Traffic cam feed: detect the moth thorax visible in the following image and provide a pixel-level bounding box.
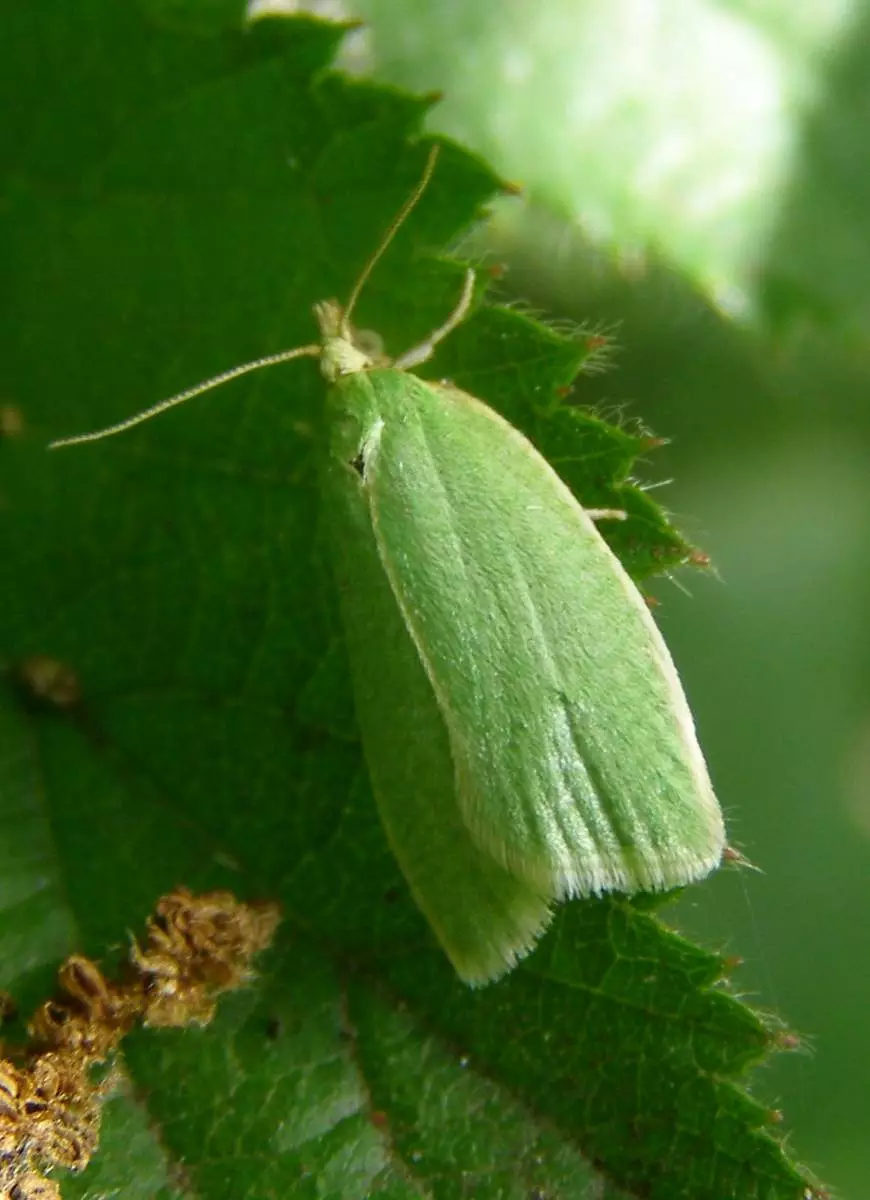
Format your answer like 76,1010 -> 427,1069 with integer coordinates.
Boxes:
319,335 -> 374,381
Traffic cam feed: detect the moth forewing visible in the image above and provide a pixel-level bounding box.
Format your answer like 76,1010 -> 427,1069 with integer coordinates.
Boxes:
352,373 -> 724,900
322,368 -> 552,983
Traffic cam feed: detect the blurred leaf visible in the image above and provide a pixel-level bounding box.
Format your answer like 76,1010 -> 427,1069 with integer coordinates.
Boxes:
0,5 -> 825,1198
312,0 -> 869,327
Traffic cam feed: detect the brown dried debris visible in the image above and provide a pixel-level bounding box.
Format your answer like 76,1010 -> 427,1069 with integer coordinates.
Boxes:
132,887 -> 281,1028
0,887 -> 280,1200
14,658 -> 81,711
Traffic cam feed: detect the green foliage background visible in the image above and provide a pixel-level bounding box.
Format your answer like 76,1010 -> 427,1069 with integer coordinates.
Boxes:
1,1 -> 863,1197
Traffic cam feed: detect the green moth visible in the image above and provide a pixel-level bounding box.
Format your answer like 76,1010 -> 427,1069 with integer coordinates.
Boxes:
51,146 -> 725,984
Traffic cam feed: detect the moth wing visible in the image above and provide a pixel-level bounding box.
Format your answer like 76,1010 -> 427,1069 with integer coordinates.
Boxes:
364,374 -> 725,899
322,380 -> 552,984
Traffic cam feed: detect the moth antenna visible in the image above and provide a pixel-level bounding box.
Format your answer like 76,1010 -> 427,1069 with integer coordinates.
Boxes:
392,267 -> 476,370
49,344 -> 320,449
52,144 -> 441,450
341,143 -> 441,337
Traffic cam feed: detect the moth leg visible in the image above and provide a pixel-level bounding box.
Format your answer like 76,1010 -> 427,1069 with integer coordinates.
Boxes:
585,508 -> 627,522
394,268 -> 476,369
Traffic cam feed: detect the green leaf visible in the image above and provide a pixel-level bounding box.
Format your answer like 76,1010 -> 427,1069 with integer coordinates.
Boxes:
0,6 -> 825,1198
62,1079 -> 186,1200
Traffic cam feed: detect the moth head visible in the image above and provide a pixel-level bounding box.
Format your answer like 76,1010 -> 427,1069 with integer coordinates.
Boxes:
314,300 -> 388,381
